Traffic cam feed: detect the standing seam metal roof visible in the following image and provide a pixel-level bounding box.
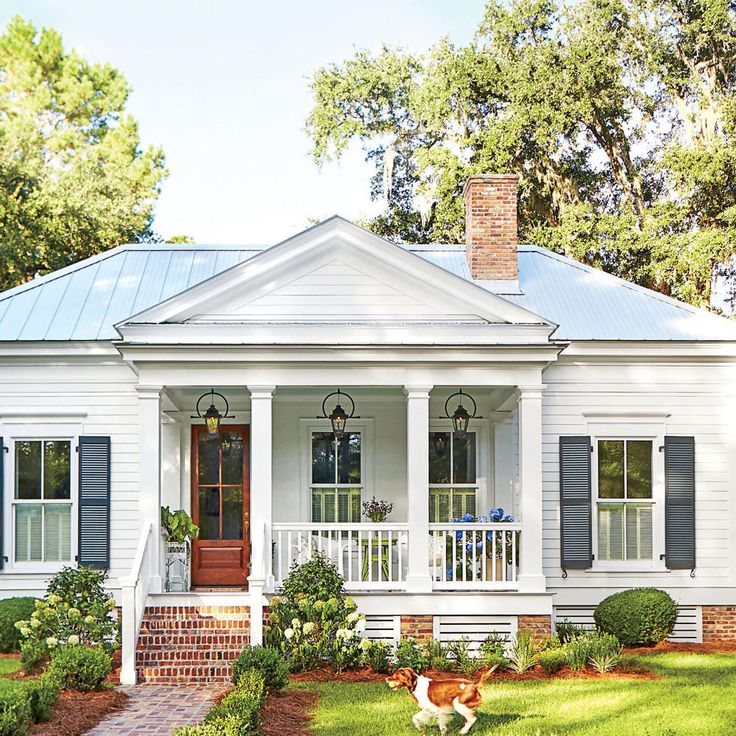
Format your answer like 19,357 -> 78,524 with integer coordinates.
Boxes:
0,240 -> 734,341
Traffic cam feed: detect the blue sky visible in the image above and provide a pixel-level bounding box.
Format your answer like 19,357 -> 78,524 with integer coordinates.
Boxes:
6,1 -> 480,244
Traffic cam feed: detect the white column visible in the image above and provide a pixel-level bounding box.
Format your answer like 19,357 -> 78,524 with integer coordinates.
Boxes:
247,385 -> 275,646
137,385 -> 163,593
404,385 -> 433,593
517,385 -> 546,593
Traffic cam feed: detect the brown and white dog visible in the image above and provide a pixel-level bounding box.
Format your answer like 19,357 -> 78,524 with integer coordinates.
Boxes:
385,666 -> 494,734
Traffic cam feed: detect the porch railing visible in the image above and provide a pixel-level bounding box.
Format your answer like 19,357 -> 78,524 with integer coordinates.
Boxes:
428,522 -> 521,590
271,523 -> 409,590
120,521 -> 156,685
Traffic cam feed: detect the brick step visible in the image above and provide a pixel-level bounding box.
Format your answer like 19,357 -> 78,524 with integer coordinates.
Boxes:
137,636 -> 249,648
140,619 -> 249,629
137,667 -> 232,683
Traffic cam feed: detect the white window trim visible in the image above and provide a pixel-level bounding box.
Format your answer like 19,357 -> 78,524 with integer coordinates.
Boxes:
587,419 -> 667,572
299,419 -> 374,523
2,422 -> 80,575
429,420 -> 490,520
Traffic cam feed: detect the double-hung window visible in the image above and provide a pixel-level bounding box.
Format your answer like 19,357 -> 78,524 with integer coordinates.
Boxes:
428,431 -> 477,522
310,432 -> 362,523
13,439 -> 73,564
596,439 -> 653,562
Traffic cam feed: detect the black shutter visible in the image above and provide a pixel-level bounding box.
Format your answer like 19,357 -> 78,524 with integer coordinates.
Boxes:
0,438 -> 4,570
559,436 -> 593,570
78,436 -> 111,569
664,436 -> 695,570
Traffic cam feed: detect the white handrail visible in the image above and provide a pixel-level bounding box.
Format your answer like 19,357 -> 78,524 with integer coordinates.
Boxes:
120,521 -> 155,685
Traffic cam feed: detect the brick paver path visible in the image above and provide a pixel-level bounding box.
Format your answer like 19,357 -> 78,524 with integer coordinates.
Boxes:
85,684 -> 227,735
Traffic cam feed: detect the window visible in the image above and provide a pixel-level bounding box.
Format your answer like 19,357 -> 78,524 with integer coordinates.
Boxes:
596,439 -> 653,562
310,432 -> 362,523
13,440 -> 72,564
429,431 -> 477,522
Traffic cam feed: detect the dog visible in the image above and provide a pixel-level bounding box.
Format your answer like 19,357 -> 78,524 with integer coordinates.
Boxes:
385,666 -> 494,734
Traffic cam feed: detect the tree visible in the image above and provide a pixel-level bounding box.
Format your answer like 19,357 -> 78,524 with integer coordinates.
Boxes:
307,0 -> 736,308
0,16 -> 167,290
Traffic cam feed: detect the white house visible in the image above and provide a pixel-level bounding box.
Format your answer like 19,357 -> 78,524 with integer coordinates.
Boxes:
0,174 -> 734,684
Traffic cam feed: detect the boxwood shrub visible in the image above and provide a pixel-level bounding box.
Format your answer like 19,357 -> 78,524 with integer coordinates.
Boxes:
0,680 -> 34,736
594,588 -> 678,647
231,645 -> 289,693
48,645 -> 112,691
0,599 -> 37,653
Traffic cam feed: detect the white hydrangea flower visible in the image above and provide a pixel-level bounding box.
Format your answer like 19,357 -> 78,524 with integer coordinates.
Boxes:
284,628 -> 294,640
355,618 -> 366,633
291,618 -> 301,628
359,637 -> 372,651
346,612 -> 360,623
67,635 -> 80,646
303,622 -> 316,635
45,637 -> 58,648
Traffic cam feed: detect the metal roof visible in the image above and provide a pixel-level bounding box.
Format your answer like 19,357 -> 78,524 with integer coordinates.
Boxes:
0,238 -> 734,342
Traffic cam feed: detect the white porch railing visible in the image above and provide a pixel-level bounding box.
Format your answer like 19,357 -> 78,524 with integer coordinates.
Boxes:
120,521 -> 157,685
272,523 -> 409,590
429,522 -> 521,590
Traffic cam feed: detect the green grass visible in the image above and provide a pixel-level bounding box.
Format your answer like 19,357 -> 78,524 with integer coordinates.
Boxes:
0,657 -> 21,676
296,653 -> 736,736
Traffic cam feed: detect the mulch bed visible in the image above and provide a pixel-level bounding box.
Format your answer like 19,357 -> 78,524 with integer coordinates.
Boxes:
28,688 -> 129,736
263,689 -> 318,736
624,641 -> 736,655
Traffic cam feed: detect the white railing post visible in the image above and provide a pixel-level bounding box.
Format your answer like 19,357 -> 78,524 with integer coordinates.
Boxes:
404,386 -> 433,593
517,385 -> 546,593
119,578 -> 137,685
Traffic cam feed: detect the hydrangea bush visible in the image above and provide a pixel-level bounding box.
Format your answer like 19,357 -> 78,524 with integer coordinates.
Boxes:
15,567 -> 119,672
266,553 -> 368,672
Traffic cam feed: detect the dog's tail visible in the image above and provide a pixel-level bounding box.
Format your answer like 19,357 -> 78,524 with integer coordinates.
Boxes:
476,664 -> 499,686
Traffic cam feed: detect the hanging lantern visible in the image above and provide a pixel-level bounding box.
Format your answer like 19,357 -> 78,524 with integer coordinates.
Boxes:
192,389 -> 234,436
442,389 -> 481,438
318,389 -> 359,439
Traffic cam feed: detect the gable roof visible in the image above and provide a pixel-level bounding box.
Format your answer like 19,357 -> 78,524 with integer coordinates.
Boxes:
0,218 -> 734,342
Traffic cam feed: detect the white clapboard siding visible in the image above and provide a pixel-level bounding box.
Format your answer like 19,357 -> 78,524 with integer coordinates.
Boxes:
364,615 -> 400,645
433,615 -> 517,655
553,605 -> 702,643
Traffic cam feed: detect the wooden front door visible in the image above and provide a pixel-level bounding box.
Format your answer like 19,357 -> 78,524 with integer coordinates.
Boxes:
191,424 -> 250,587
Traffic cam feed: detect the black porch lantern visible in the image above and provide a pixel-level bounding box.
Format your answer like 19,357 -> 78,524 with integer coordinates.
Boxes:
318,389 -> 359,439
442,389 -> 481,438
192,389 -> 234,435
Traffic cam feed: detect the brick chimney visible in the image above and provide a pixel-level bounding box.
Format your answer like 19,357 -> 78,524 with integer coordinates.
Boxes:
463,174 -> 520,282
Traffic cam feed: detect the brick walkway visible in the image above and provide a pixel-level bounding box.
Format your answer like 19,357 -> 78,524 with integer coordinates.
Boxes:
85,684 -> 227,735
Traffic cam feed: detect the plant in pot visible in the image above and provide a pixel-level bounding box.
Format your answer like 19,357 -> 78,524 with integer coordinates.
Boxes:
362,497 -> 394,522
161,507 -> 199,592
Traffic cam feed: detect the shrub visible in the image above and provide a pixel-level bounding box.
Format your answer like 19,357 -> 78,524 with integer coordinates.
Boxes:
508,632 -> 536,674
479,634 -> 507,657
15,567 -> 119,672
594,588 -> 678,647
565,634 -> 593,670
395,638 -> 428,673
424,639 -> 454,671
23,673 -> 60,722
538,649 -> 566,675
232,645 -> 289,693
554,619 -> 590,643
587,632 -> 623,673
445,639 -> 486,676
539,635 -> 564,652
360,640 -> 392,673
48,645 -> 112,691
0,599 -> 37,653
0,680 -> 33,736
481,652 -> 510,671
266,553 -> 366,672
174,718 -> 245,736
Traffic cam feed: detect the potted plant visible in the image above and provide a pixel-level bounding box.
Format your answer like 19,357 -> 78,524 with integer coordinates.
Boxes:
362,497 -> 394,522
161,506 -> 199,592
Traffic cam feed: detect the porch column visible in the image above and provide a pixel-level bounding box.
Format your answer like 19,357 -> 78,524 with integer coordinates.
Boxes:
137,385 -> 163,593
517,385 -> 546,593
247,385 -> 275,646
404,385 -> 433,593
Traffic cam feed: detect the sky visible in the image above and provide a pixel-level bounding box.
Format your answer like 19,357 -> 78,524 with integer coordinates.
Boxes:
5,1 -> 481,244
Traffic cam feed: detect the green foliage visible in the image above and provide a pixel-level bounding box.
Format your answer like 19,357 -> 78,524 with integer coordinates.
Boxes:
266,553 -> 366,672
395,638 -> 428,673
0,599 -> 37,653
538,649 -> 566,675
423,639 -> 453,671
539,636 -> 564,652
160,507 -> 199,544
0,680 -> 32,736
481,652 -> 510,672
231,645 -> 289,693
587,632 -> 623,674
508,632 -> 537,673
22,673 -> 60,722
359,641 -> 392,673
554,619 -> 590,644
0,16 -> 167,291
616,654 -> 652,675
479,633 -> 507,657
48,645 -> 112,691
307,0 -> 736,307
446,638 -> 486,676
16,567 -> 119,672
594,588 -> 678,646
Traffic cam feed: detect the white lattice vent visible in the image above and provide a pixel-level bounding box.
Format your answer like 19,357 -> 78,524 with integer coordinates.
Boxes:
433,615 -> 517,655
364,615 -> 400,645
553,605 -> 702,643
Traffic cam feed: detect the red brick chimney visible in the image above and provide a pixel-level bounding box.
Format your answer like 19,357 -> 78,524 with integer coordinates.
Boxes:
463,174 -> 520,281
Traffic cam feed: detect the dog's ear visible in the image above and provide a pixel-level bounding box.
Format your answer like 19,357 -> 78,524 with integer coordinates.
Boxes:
406,668 -> 418,690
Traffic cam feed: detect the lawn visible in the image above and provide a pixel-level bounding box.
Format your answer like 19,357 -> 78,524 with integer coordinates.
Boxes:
296,653 -> 736,736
